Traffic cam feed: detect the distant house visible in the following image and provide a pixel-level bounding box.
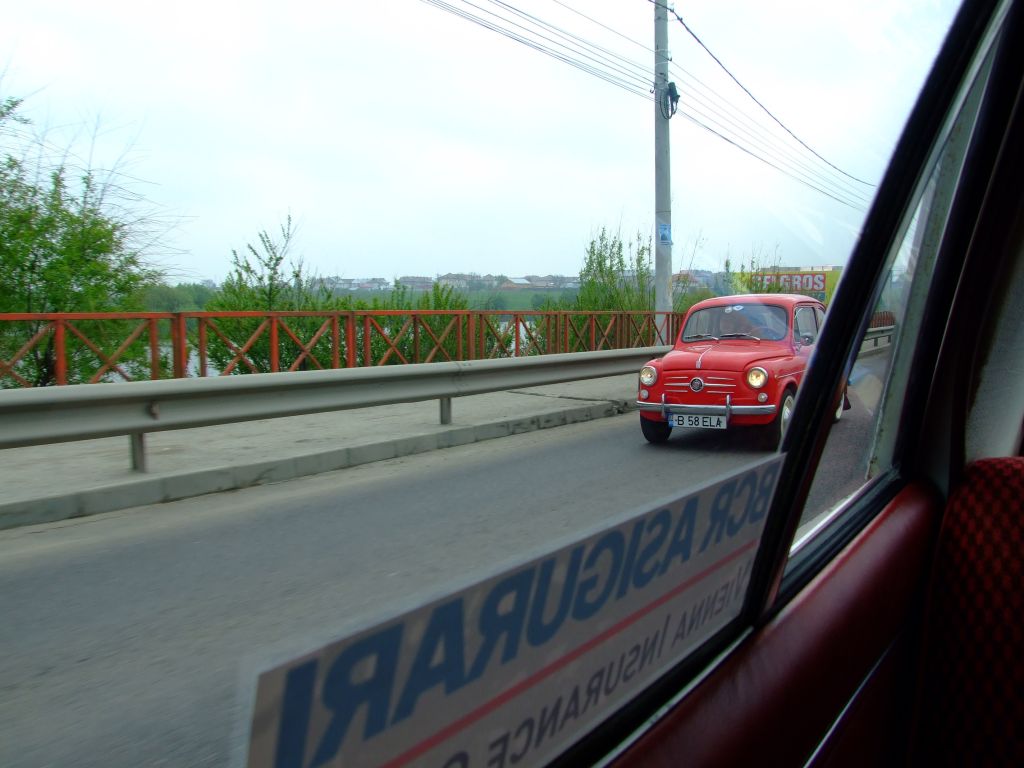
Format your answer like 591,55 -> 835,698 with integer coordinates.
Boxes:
672,271 -> 695,291
546,275 -> 577,289
691,270 -> 715,288
478,274 -> 502,289
672,270 -> 715,293
525,276 -> 556,289
398,276 -> 435,291
438,273 -> 470,289
500,277 -> 532,290
358,278 -> 390,292
315,276 -> 350,292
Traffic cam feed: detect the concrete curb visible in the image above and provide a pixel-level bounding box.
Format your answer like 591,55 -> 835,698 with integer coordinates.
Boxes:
0,398 -> 634,531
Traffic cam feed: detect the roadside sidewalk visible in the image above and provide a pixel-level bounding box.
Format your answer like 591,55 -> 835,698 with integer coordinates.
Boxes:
0,374 -> 639,530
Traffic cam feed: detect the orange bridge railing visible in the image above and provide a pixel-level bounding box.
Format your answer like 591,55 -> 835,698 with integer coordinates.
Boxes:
0,311 -> 682,387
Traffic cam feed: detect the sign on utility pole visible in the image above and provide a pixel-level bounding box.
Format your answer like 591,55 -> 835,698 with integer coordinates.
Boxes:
654,2 -> 673,340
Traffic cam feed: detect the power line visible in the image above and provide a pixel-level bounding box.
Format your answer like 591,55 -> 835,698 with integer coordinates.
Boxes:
647,0 -> 875,187
545,0 -> 871,203
548,0 -> 653,54
479,0 -> 653,92
418,0 -> 869,209
421,0 -> 653,99
670,66 -> 872,206
676,110 -> 865,209
424,0 -> 865,208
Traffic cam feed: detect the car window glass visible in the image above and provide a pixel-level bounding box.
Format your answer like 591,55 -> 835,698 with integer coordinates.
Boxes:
794,307 -> 818,343
681,304 -> 788,341
788,32 -> 997,558
680,308 -> 713,339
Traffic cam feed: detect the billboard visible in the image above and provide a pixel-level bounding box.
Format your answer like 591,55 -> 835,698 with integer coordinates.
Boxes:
751,271 -> 839,303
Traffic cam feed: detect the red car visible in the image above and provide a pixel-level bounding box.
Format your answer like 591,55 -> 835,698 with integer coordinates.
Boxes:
637,293 -> 828,445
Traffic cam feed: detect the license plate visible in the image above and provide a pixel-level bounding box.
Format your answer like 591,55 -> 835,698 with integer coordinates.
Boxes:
670,414 -> 726,429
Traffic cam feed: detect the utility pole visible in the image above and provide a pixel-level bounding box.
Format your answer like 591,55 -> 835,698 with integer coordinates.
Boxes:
654,1 -> 673,340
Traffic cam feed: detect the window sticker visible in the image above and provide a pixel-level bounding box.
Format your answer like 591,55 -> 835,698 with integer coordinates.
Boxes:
246,455 -> 784,768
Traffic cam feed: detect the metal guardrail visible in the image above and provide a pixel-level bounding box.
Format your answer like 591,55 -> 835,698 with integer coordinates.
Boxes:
0,325 -> 896,472
862,325 -> 895,351
0,347 -> 669,471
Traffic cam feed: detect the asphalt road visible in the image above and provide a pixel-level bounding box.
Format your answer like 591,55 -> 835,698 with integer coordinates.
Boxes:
0,372 -> 881,768
0,415 -> 767,768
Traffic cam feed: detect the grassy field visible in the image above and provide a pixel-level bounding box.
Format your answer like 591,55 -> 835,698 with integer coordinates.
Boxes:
464,290 -> 573,310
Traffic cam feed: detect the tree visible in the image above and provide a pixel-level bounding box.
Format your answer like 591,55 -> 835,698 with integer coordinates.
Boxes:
530,229 -> 658,351
574,228 -> 654,313
0,94 -> 164,386
209,216 -> 329,313
484,292 -> 510,311
202,216 -> 338,373
143,282 -> 216,312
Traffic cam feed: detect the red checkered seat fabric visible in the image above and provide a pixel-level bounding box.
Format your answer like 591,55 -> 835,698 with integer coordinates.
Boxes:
910,457 -> 1024,766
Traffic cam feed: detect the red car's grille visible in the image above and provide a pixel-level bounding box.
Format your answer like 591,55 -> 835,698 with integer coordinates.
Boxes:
663,373 -> 738,393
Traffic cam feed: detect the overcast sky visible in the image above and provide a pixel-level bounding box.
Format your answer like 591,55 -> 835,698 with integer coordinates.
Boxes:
2,0 -> 959,283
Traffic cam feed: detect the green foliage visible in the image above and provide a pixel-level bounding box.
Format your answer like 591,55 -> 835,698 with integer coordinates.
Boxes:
483,293 -> 510,311
0,95 -> 164,386
674,287 -> 717,314
462,290 -> 569,311
719,256 -> 738,295
209,216 -> 331,313
360,282 -> 471,365
143,282 -> 215,312
200,217 -> 338,373
373,281 -> 467,313
554,229 -> 662,350
575,228 -> 654,312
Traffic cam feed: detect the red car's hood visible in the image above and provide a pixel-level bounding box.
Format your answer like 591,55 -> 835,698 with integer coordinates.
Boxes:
662,342 -> 791,372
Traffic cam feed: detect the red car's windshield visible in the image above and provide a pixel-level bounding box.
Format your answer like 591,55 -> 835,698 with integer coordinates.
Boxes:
681,303 -> 789,341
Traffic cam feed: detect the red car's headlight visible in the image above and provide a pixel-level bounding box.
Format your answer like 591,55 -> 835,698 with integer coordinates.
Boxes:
746,367 -> 768,389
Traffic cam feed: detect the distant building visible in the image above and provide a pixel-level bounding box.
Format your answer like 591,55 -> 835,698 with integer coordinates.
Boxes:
673,269 -> 715,293
672,271 -> 695,292
398,276 -> 435,291
500,277 -> 532,290
359,278 -> 390,292
525,276 -> 556,289
546,274 -> 578,289
478,274 -> 502,289
438,273 -> 470,289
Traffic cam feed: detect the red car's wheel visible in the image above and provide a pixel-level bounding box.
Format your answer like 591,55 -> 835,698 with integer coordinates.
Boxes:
834,385 -> 851,423
641,417 -> 672,444
762,387 -> 796,450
